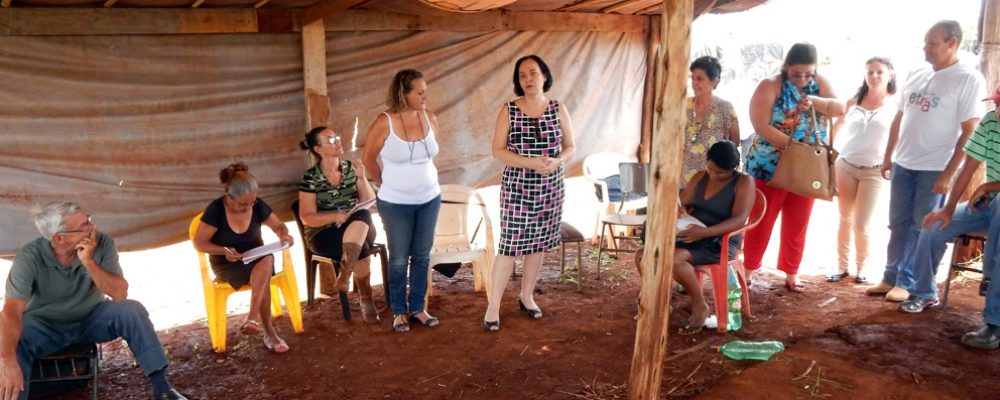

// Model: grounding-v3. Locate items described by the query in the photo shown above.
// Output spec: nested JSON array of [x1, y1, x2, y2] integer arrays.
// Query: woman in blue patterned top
[[743, 43, 845, 292], [298, 126, 380, 323]]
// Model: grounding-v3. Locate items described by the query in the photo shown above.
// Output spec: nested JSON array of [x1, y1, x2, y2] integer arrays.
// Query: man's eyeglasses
[[59, 215, 93, 235], [324, 136, 342, 145]]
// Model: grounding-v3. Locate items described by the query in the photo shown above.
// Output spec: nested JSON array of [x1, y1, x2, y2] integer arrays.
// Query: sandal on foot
[[392, 315, 410, 333], [263, 336, 289, 353], [826, 271, 849, 282], [518, 298, 543, 319], [240, 320, 262, 335], [785, 281, 805, 293], [409, 312, 440, 328], [483, 320, 501, 332], [854, 275, 869, 284], [677, 320, 704, 336]]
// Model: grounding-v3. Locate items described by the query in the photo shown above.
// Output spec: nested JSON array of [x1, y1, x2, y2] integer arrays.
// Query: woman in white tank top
[[362, 69, 442, 333]]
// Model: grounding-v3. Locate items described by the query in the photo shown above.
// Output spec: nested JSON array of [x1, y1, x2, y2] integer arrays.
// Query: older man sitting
[[0, 202, 187, 400]]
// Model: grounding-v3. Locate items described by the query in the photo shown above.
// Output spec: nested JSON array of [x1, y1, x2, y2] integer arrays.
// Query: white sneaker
[[885, 286, 910, 302]]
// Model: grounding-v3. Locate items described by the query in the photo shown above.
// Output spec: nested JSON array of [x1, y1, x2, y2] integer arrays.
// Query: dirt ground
[[35, 240, 998, 400]]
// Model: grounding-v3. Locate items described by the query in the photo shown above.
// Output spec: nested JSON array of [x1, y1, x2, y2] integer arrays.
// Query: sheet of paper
[[676, 214, 707, 229], [241, 241, 291, 264]]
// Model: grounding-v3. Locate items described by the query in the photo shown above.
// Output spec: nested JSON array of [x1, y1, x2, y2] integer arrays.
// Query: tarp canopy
[[0, 28, 646, 253]]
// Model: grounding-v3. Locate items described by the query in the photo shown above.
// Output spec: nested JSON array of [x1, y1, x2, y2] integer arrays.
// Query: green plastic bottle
[[726, 265, 742, 331], [718, 340, 785, 361]]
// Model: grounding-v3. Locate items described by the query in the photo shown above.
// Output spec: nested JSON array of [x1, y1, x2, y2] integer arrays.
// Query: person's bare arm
[[77, 230, 128, 301], [677, 175, 755, 242], [880, 111, 904, 180], [362, 114, 390, 186], [748, 78, 790, 146], [352, 161, 376, 203], [262, 213, 294, 247], [298, 191, 347, 228], [0, 297, 26, 400], [932, 117, 981, 194], [809, 74, 846, 117]]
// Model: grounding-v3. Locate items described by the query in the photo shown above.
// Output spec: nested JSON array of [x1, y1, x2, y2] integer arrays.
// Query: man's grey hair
[[932, 20, 963, 44], [31, 201, 81, 240]]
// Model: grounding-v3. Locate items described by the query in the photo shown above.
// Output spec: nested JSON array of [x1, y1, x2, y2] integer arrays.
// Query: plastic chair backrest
[[435, 184, 493, 249], [583, 152, 632, 181], [188, 214, 215, 286]]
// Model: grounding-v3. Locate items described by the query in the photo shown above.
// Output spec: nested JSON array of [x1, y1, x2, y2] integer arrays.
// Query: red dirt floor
[[36, 242, 999, 400]]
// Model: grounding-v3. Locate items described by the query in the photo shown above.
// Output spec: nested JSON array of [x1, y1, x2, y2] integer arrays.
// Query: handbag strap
[[806, 107, 831, 146]]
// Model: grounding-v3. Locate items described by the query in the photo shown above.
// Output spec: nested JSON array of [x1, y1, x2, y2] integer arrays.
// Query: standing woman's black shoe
[[483, 320, 501, 332], [518, 297, 543, 319]]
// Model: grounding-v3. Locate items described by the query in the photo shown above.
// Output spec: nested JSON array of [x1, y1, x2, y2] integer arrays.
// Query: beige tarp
[[0, 30, 645, 254]]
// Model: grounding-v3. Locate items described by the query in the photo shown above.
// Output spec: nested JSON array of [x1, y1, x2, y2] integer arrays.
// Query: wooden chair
[[942, 232, 987, 307], [188, 214, 303, 353], [29, 343, 100, 400], [426, 185, 496, 304], [290, 200, 390, 319], [596, 162, 648, 279], [693, 188, 766, 332]]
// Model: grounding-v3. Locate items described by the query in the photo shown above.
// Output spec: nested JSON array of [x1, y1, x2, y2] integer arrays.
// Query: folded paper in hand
[[677, 214, 706, 229], [242, 241, 292, 265], [336, 198, 377, 227]]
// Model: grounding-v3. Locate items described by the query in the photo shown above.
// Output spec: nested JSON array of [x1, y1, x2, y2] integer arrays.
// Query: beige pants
[[835, 158, 883, 274]]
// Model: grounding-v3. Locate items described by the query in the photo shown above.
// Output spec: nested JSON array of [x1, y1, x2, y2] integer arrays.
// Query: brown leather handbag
[[768, 108, 838, 201]]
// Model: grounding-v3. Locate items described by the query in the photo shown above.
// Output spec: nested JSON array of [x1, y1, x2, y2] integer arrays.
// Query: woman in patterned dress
[[743, 43, 845, 292], [483, 55, 576, 332], [682, 56, 740, 182]]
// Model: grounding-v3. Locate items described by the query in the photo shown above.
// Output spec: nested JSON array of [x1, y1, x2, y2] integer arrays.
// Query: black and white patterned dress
[[499, 99, 566, 256]]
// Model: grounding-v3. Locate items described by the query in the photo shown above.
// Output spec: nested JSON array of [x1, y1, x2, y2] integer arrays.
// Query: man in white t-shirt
[[867, 20, 987, 301]]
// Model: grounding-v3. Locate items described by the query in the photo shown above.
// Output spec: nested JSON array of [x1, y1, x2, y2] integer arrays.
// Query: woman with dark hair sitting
[[193, 162, 294, 353], [298, 126, 380, 324], [682, 55, 740, 182], [673, 141, 755, 335]]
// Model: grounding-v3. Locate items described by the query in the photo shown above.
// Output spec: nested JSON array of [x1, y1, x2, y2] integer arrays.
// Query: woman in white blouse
[[828, 57, 897, 283]]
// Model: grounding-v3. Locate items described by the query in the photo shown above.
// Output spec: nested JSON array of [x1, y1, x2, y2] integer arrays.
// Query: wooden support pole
[[628, 0, 690, 399], [1, 0, 12, 7], [103, 0, 118, 8], [601, 0, 649, 14], [190, 0, 205, 7], [638, 15, 659, 163], [254, 0, 270, 8]]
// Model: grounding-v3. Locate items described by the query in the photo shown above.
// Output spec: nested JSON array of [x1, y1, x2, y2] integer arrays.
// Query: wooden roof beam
[[190, 0, 205, 8], [253, 0, 269, 7], [600, 0, 649, 14], [556, 0, 604, 12], [103, 0, 118, 7], [2, 0, 12, 8], [299, 0, 369, 26]]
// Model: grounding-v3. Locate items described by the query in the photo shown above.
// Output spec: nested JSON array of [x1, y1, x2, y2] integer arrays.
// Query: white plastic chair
[[583, 152, 647, 246], [426, 184, 496, 304]]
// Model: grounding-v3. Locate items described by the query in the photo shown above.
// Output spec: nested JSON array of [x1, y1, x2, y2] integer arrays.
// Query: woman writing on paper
[[673, 141, 755, 334], [362, 69, 442, 333], [193, 162, 294, 353], [299, 126, 380, 323]]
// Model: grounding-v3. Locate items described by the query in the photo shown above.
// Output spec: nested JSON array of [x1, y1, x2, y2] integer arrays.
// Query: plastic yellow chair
[[426, 185, 496, 304], [188, 214, 304, 353]]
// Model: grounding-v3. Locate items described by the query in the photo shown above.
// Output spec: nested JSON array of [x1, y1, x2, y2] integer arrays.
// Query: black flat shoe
[[518, 298, 543, 319], [152, 389, 189, 400], [961, 324, 1000, 349], [826, 271, 849, 282], [483, 320, 501, 332], [409, 311, 440, 328]]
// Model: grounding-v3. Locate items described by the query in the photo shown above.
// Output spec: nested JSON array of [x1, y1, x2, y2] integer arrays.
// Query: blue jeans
[[908, 199, 1000, 301], [16, 300, 169, 400], [377, 195, 441, 316], [882, 163, 944, 288]]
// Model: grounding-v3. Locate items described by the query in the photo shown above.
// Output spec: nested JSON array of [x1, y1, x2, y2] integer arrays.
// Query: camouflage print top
[[298, 160, 359, 242]]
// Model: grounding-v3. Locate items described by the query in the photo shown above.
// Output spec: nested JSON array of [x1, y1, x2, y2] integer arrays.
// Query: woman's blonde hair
[[386, 69, 423, 112]]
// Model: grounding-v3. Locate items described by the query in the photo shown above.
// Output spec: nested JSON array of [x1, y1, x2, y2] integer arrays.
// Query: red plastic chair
[[694, 188, 766, 332]]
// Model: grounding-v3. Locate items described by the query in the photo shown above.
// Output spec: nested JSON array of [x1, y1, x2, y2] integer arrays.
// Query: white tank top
[[377, 111, 441, 204]]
